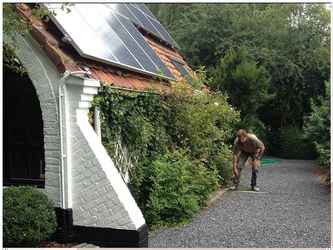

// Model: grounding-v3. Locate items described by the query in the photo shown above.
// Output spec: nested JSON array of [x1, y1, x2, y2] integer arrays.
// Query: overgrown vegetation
[[304, 81, 330, 169], [4, 186, 57, 247], [93, 76, 239, 227], [146, 150, 218, 226], [149, 3, 330, 159], [277, 126, 316, 159], [3, 3, 71, 75]]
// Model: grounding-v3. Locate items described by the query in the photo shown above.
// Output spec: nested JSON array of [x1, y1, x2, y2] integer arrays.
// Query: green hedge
[[146, 150, 218, 226], [93, 84, 240, 226], [304, 81, 330, 168], [4, 186, 57, 247], [277, 126, 316, 159]]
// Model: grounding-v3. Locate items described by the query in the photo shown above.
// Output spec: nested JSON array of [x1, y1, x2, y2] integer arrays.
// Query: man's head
[[237, 129, 247, 143]]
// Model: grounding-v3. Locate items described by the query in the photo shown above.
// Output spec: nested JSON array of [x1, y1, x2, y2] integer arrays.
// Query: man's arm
[[253, 137, 265, 159], [232, 139, 241, 176]]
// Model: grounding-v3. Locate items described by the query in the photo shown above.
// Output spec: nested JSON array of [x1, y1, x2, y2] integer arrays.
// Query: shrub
[[304, 81, 330, 168], [93, 84, 240, 226], [278, 126, 316, 159], [316, 142, 330, 168], [266, 128, 282, 156], [210, 46, 271, 116], [4, 186, 57, 247], [146, 150, 219, 226], [167, 90, 239, 177]]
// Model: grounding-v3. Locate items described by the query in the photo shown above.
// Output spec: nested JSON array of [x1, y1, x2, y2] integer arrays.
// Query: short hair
[[237, 129, 247, 137]]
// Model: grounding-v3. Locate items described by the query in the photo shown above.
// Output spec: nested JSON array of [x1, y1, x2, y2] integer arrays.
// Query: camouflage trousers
[[233, 152, 260, 188]]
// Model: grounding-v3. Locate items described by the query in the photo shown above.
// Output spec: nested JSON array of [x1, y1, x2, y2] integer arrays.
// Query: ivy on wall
[[92, 82, 240, 227]]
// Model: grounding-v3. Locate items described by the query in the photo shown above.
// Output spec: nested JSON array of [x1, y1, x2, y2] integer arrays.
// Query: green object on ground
[[261, 157, 281, 166]]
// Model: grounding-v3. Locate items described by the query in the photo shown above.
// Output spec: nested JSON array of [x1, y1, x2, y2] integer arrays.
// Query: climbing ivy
[[93, 83, 240, 226]]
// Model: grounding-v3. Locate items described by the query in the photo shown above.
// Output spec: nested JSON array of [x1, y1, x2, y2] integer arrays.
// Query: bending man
[[231, 129, 265, 191]]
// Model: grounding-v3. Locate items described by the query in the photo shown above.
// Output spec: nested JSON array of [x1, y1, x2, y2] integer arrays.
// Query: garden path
[[149, 158, 330, 248]]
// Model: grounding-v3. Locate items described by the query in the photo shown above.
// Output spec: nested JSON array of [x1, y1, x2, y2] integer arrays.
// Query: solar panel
[[106, 4, 143, 28], [105, 4, 179, 49], [114, 13, 174, 79], [99, 8, 158, 73], [46, 4, 175, 80], [133, 4, 156, 19], [126, 4, 161, 38], [171, 59, 192, 83], [75, 4, 142, 69], [145, 15, 179, 48]]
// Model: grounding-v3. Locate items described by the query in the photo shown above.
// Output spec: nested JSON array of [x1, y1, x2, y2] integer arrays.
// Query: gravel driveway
[[148, 158, 330, 248]]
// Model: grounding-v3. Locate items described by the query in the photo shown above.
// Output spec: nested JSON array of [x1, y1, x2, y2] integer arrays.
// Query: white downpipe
[[94, 106, 102, 142], [63, 83, 73, 208], [58, 81, 67, 208], [59, 70, 82, 209]]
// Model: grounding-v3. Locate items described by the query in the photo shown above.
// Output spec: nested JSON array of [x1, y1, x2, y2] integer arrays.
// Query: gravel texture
[[149, 158, 330, 248]]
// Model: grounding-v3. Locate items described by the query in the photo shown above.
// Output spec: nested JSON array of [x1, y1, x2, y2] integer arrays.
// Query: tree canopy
[[149, 3, 330, 155]]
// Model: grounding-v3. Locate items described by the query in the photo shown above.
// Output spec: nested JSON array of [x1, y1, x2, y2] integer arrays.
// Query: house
[[3, 3, 193, 247]]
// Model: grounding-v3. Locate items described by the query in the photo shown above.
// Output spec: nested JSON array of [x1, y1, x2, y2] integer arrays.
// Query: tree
[[304, 81, 330, 168], [210, 46, 271, 118], [150, 3, 330, 132]]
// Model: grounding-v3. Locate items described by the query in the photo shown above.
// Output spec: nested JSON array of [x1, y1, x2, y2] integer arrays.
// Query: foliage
[[210, 46, 271, 117], [94, 87, 170, 163], [146, 150, 218, 226], [93, 84, 239, 226], [3, 3, 72, 74], [3, 4, 30, 41], [3, 44, 27, 75], [190, 65, 212, 90], [304, 81, 330, 168], [167, 89, 239, 162], [315, 142, 330, 168], [277, 126, 316, 159], [3, 186, 57, 247], [150, 4, 330, 157]]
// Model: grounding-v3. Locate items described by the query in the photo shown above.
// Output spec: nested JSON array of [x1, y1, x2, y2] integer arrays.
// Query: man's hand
[[255, 147, 265, 159]]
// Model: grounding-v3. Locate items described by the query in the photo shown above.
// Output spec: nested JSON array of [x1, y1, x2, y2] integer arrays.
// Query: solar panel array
[[45, 3, 177, 80], [106, 4, 179, 49], [171, 59, 192, 83]]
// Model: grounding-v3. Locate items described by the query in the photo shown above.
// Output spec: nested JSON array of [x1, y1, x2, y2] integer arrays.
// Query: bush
[[167, 90, 239, 178], [4, 186, 57, 247], [278, 126, 316, 159], [316, 142, 330, 168], [210, 46, 271, 116], [146, 150, 219, 226], [94, 84, 240, 226], [304, 81, 330, 168]]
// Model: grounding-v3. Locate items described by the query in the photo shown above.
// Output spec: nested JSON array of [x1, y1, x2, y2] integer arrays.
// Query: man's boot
[[251, 168, 259, 191]]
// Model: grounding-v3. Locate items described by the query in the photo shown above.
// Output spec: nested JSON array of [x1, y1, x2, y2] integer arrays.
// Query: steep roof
[[16, 3, 193, 94]]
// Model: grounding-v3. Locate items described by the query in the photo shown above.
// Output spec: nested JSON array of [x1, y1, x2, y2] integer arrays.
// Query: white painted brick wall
[[66, 80, 146, 230]]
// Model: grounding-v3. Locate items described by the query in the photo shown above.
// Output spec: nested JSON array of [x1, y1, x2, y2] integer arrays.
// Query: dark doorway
[[3, 67, 45, 187]]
